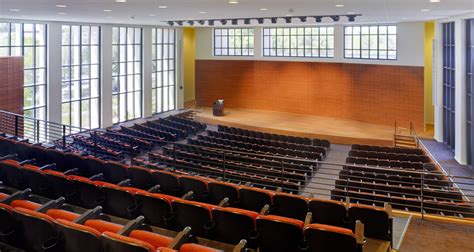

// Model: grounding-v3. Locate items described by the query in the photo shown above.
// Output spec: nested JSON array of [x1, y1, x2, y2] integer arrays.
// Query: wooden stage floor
[[195, 108, 434, 146]]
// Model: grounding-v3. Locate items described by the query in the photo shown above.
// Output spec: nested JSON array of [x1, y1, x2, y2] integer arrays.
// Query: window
[[443, 22, 455, 150], [152, 28, 176, 114], [467, 19, 473, 165], [61, 25, 101, 129], [214, 28, 254, 56], [263, 27, 334, 58], [112, 27, 143, 124], [344, 25, 397, 60], [0, 22, 47, 139]]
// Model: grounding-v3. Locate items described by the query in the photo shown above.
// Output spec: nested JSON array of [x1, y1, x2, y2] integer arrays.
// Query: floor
[[195, 107, 434, 146], [399, 217, 474, 252]]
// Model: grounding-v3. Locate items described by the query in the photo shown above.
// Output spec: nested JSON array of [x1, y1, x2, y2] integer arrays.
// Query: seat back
[[211, 207, 257, 245], [152, 171, 181, 196], [308, 199, 347, 227], [136, 192, 173, 228], [304, 224, 357, 252], [272, 194, 308, 221], [55, 219, 101, 252], [171, 199, 213, 238], [0, 203, 13, 236], [128, 166, 154, 190], [0, 161, 26, 189], [239, 188, 273, 212], [72, 177, 104, 209], [256, 215, 304, 252], [348, 205, 391, 241], [100, 231, 154, 252], [179, 176, 208, 202], [44, 171, 78, 203], [103, 161, 129, 184], [12, 207, 58, 252], [208, 182, 239, 206], [101, 185, 138, 219], [21, 165, 51, 196]]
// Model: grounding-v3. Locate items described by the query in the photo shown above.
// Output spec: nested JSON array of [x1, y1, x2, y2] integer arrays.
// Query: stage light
[[257, 18, 264, 24], [176, 21, 183, 26], [188, 20, 195, 25], [220, 19, 228, 25], [315, 16, 322, 22], [330, 15, 340, 21], [271, 17, 278, 24], [284, 17, 292, 23], [167, 21, 174, 26], [347, 15, 356, 22], [231, 19, 238, 25], [299, 16, 307, 22], [244, 18, 251, 25], [208, 20, 215, 25], [197, 20, 205, 25]]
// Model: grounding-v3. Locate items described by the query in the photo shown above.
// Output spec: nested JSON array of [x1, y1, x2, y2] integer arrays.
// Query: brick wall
[[196, 60, 424, 130]]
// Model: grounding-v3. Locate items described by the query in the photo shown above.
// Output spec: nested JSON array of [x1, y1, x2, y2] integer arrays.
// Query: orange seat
[[180, 243, 222, 252], [46, 209, 81, 222], [10, 199, 41, 211], [129, 230, 173, 249], [85, 219, 124, 233], [100, 231, 155, 252]]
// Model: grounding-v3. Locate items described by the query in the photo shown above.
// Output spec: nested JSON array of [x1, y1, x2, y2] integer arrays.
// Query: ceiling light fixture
[[231, 19, 238, 25], [188, 20, 195, 25], [228, 0, 239, 4], [167, 21, 174, 26], [284, 17, 292, 23], [197, 20, 205, 25], [347, 15, 356, 22], [220, 19, 228, 25], [58, 12, 67, 15], [299, 16, 307, 22], [149, 14, 156, 17], [271, 17, 278, 24], [260, 8, 268, 11], [330, 15, 340, 21], [336, 4, 344, 7], [257, 18, 264, 24], [56, 5, 67, 8], [314, 16, 322, 22], [115, 0, 126, 2], [244, 19, 251, 25], [429, 0, 440, 2], [104, 9, 112, 12], [208, 20, 215, 26], [9, 9, 20, 12], [176, 21, 183, 25], [158, 5, 167, 9], [199, 11, 206, 14], [421, 9, 430, 12]]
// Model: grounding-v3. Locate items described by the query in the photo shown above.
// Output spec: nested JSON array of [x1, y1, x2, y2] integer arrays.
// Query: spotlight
[[330, 15, 340, 21], [176, 21, 183, 26], [257, 18, 264, 24], [187, 20, 195, 25], [299, 16, 307, 22], [271, 17, 278, 24], [244, 18, 251, 25], [347, 15, 356, 22], [220, 19, 228, 25], [208, 20, 215, 26], [231, 19, 238, 25], [167, 21, 174, 26], [284, 17, 292, 23], [314, 16, 322, 22], [197, 20, 205, 25]]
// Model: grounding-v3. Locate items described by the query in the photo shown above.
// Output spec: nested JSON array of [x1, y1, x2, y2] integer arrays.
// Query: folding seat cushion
[[180, 243, 223, 252], [272, 193, 308, 221], [0, 160, 26, 189], [238, 187, 273, 212], [179, 176, 209, 202], [304, 224, 357, 252], [128, 166, 154, 190], [10, 199, 41, 211], [211, 207, 258, 245], [85, 219, 124, 233], [55, 219, 102, 252], [46, 208, 80, 222], [135, 191, 176, 228], [255, 215, 304, 252], [152, 170, 181, 196], [207, 181, 240, 206], [11, 207, 58, 252], [129, 230, 173, 249], [100, 231, 155, 252], [308, 199, 347, 228], [348, 204, 391, 241], [103, 161, 129, 184], [171, 199, 215, 237], [100, 183, 139, 219]]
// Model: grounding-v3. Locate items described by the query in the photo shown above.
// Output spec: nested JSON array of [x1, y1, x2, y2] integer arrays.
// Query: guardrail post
[[130, 142, 134, 166], [14, 115, 19, 137], [421, 172, 425, 219], [280, 158, 284, 189], [173, 143, 177, 171], [62, 125, 67, 148], [35, 120, 40, 143], [223, 152, 227, 180]]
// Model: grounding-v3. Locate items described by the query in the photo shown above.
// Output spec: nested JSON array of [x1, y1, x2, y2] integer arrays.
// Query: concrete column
[[47, 23, 62, 125], [176, 28, 185, 110], [454, 19, 467, 164], [433, 22, 444, 142], [143, 27, 153, 117], [101, 25, 113, 127]]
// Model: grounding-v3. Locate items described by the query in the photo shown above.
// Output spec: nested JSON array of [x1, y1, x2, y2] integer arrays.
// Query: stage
[[194, 107, 434, 146]]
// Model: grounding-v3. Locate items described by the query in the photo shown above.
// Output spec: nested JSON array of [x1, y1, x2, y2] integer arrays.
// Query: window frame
[[343, 25, 398, 60], [213, 28, 255, 56]]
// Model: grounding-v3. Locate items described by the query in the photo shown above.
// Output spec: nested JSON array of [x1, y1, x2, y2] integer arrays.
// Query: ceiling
[[0, 0, 473, 26]]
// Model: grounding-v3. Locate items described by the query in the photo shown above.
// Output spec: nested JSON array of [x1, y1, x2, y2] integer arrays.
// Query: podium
[[213, 100, 224, 116]]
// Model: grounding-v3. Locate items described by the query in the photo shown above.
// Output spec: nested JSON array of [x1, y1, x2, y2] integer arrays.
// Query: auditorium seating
[[0, 136, 386, 251]]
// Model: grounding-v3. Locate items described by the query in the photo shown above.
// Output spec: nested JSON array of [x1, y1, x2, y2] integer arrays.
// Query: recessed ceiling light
[[158, 5, 167, 9], [199, 11, 206, 14], [336, 4, 345, 7], [9, 9, 20, 12], [56, 4, 67, 8], [229, 1, 239, 4], [104, 9, 112, 12], [115, 0, 126, 2], [260, 8, 268, 11], [106, 16, 113, 19], [430, 0, 440, 2], [149, 14, 156, 16], [421, 9, 430, 11], [285, 13, 293, 17], [347, 11, 355, 14], [58, 12, 67, 15]]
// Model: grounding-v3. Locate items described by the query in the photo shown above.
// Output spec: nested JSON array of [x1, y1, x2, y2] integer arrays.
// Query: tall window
[[263, 27, 334, 58], [112, 27, 143, 124], [467, 19, 473, 165], [152, 28, 176, 114], [344, 25, 397, 60], [61, 25, 101, 129], [214, 28, 254, 56], [443, 22, 455, 150], [0, 22, 47, 121]]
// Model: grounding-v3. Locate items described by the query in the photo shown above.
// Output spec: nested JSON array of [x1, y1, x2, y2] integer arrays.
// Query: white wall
[[434, 12, 474, 165], [195, 22, 425, 67]]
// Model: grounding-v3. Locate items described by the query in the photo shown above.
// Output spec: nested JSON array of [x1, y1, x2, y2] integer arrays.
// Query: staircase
[[394, 122, 419, 148]]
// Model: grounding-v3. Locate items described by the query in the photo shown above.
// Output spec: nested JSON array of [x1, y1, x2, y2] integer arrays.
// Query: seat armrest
[[74, 206, 103, 224], [259, 204, 270, 215], [169, 227, 192, 250], [218, 197, 229, 207], [147, 185, 161, 193], [117, 179, 132, 187], [233, 239, 247, 252], [37, 197, 65, 213], [0, 188, 31, 204], [0, 154, 18, 161], [118, 216, 145, 236], [181, 191, 194, 200], [304, 212, 312, 227]]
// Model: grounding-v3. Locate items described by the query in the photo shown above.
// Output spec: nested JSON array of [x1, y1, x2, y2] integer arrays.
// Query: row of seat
[[69, 135, 125, 161], [348, 150, 431, 163], [207, 130, 326, 155], [132, 123, 179, 142], [157, 118, 200, 135], [168, 115, 207, 132], [346, 156, 428, 171], [144, 121, 188, 139], [217, 125, 330, 148], [0, 188, 239, 252], [351, 144, 424, 155]]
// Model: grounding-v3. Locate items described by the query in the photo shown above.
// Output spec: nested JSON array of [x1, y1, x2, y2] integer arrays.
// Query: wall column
[[176, 28, 185, 110], [47, 23, 62, 125], [433, 22, 444, 142], [454, 19, 467, 164], [101, 25, 113, 128], [143, 27, 153, 117]]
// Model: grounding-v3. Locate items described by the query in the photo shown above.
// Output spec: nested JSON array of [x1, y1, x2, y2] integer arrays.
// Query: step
[[394, 134, 416, 140]]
